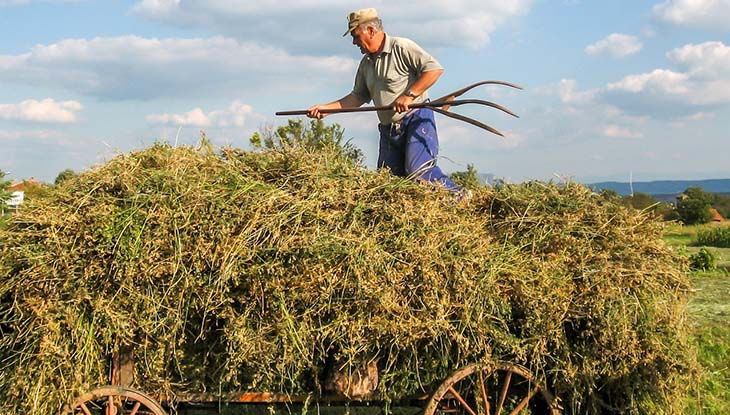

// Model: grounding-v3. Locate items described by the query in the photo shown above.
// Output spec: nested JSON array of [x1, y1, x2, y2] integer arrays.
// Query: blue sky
[[1, 0, 728, 184]]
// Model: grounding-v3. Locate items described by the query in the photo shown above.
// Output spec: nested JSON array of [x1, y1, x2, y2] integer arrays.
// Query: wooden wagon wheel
[[63, 385, 167, 415], [423, 362, 561, 415]]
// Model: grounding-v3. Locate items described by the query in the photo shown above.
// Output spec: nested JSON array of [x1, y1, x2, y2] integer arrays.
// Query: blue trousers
[[377, 108, 461, 192]]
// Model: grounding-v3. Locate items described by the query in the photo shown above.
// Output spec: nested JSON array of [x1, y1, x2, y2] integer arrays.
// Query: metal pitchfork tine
[[275, 80, 523, 137]]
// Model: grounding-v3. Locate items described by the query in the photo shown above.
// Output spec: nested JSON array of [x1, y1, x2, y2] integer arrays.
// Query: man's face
[[351, 26, 377, 54]]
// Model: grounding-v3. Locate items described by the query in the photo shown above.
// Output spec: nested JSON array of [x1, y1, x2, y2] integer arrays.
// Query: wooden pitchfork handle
[[275, 99, 517, 118], [275, 80, 523, 137]]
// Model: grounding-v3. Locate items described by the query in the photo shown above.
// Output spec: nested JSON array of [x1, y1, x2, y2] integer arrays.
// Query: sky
[[1, 0, 729, 184]]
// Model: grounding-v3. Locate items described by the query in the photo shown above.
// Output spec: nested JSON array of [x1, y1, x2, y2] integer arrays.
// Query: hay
[[0, 142, 694, 414]]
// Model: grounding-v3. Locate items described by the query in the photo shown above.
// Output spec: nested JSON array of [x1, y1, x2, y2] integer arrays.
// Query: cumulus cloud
[[600, 41, 730, 116], [0, 35, 356, 100], [557, 79, 597, 104], [670, 111, 716, 127], [0, 129, 55, 141], [683, 111, 715, 121], [668, 41, 730, 79], [146, 101, 253, 127], [585, 34, 643, 58], [0, 0, 83, 5], [653, 0, 730, 32], [0, 99, 82, 123], [607, 69, 690, 95], [601, 125, 643, 139], [130, 0, 533, 51]]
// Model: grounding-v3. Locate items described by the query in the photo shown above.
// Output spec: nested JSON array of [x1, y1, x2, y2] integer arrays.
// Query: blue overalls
[[377, 107, 461, 192]]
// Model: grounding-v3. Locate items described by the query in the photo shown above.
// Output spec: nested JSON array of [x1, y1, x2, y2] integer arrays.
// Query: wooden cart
[[63, 349, 562, 415]]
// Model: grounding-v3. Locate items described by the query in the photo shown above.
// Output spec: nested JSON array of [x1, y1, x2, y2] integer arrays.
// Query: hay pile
[[0, 143, 693, 414]]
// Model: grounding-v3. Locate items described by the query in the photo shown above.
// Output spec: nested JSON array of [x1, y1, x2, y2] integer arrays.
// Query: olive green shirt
[[352, 34, 443, 125]]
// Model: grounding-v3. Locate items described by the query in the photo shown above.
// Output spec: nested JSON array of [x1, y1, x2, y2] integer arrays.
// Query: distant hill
[[587, 178, 730, 196]]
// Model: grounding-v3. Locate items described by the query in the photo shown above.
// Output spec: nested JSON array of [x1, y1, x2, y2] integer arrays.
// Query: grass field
[[665, 223, 730, 414]]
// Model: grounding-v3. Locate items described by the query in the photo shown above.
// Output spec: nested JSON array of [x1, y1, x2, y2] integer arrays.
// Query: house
[[5, 178, 40, 209], [709, 208, 724, 223]]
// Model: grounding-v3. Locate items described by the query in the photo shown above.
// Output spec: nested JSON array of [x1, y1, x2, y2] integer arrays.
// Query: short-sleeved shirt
[[352, 34, 443, 125]]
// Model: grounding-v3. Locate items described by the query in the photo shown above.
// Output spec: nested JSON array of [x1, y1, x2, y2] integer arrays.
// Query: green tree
[[677, 186, 713, 225], [598, 189, 622, 204], [54, 168, 77, 185], [450, 164, 482, 190], [251, 119, 363, 164], [684, 186, 713, 204], [1, 170, 12, 219], [1, 170, 12, 206]]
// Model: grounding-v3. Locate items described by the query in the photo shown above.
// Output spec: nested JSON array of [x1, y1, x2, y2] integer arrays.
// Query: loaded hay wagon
[[1, 142, 693, 415]]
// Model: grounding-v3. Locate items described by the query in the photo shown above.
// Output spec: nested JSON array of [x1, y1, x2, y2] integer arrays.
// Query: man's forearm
[[333, 93, 366, 109], [307, 93, 365, 119], [393, 69, 444, 113], [408, 69, 444, 97]]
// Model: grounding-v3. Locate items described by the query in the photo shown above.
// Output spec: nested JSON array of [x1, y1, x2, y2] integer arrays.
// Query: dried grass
[[0, 143, 694, 414]]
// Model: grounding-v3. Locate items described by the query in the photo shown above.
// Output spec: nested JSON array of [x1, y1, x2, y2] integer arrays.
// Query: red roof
[[7, 178, 40, 192], [710, 208, 724, 222]]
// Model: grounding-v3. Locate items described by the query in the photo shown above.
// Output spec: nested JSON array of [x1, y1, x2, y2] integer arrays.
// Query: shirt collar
[[367, 33, 392, 61], [381, 33, 393, 55]]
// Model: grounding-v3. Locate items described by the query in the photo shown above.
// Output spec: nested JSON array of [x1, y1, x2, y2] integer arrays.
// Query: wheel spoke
[[106, 396, 115, 415], [447, 386, 478, 415], [508, 384, 540, 415], [495, 371, 512, 415], [424, 363, 559, 415], [479, 371, 490, 415], [68, 386, 167, 415]]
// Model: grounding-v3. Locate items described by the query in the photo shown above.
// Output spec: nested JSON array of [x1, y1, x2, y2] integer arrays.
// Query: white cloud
[[0, 99, 82, 123], [130, 0, 533, 51], [603, 42, 730, 113], [670, 111, 716, 127], [557, 79, 597, 104], [653, 0, 730, 31], [0, 0, 83, 5], [0, 129, 55, 141], [667, 41, 730, 79], [0, 35, 356, 100], [607, 69, 690, 95], [601, 125, 643, 139], [585, 33, 643, 58], [147, 108, 209, 127], [438, 116, 523, 150], [146, 101, 253, 127], [683, 111, 715, 121], [591, 41, 730, 118]]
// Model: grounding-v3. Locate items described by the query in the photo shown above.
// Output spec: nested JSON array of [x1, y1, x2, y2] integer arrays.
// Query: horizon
[[1, 1, 729, 184]]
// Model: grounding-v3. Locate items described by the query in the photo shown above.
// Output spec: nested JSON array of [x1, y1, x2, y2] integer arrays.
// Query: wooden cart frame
[[63, 349, 562, 415]]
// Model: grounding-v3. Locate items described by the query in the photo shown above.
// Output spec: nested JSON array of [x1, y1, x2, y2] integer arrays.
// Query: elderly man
[[308, 8, 461, 193]]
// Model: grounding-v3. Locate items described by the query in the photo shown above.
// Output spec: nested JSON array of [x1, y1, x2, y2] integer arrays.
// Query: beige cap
[[343, 8, 379, 36]]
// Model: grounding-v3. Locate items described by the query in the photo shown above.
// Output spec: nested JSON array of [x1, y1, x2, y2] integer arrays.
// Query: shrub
[[695, 226, 730, 248], [689, 247, 717, 271]]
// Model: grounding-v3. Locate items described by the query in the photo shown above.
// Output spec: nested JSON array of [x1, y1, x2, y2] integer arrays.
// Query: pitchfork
[[275, 80, 523, 137]]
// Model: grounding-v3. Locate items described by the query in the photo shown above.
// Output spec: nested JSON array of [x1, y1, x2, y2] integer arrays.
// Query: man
[[307, 8, 461, 193]]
